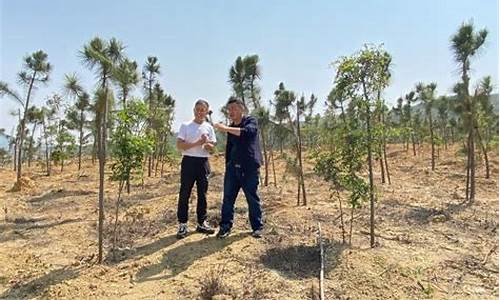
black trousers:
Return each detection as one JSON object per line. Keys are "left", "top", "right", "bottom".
{"left": 177, "top": 156, "right": 210, "bottom": 224}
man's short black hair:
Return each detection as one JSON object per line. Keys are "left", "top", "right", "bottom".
{"left": 226, "top": 96, "right": 246, "bottom": 108}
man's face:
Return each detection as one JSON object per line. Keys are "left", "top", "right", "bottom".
{"left": 227, "top": 102, "right": 243, "bottom": 121}
{"left": 194, "top": 104, "right": 208, "bottom": 121}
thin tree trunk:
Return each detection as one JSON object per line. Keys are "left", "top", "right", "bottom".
{"left": 154, "top": 137, "right": 161, "bottom": 177}
{"left": 476, "top": 128, "right": 490, "bottom": 179}
{"left": 348, "top": 206, "right": 354, "bottom": 245}
{"left": 362, "top": 84, "right": 376, "bottom": 248}
{"left": 379, "top": 155, "right": 385, "bottom": 184}
{"left": 147, "top": 74, "right": 153, "bottom": 178}
{"left": 296, "top": 173, "right": 301, "bottom": 206}
{"left": 429, "top": 113, "right": 435, "bottom": 171}
{"left": 383, "top": 146, "right": 391, "bottom": 184}
{"left": 97, "top": 83, "right": 109, "bottom": 264}
{"left": 43, "top": 122, "right": 51, "bottom": 176}
{"left": 381, "top": 106, "right": 391, "bottom": 184}
{"left": 409, "top": 107, "right": 416, "bottom": 156}
{"left": 13, "top": 136, "right": 17, "bottom": 172}
{"left": 78, "top": 108, "right": 84, "bottom": 171}
{"left": 92, "top": 135, "right": 97, "bottom": 165}
{"left": 17, "top": 74, "right": 37, "bottom": 186}
{"left": 261, "top": 127, "right": 269, "bottom": 187}
{"left": 160, "top": 151, "right": 166, "bottom": 177}
{"left": 28, "top": 123, "right": 37, "bottom": 168}
{"left": 465, "top": 134, "right": 471, "bottom": 202}
{"left": 296, "top": 101, "right": 306, "bottom": 206}
{"left": 470, "top": 129, "right": 476, "bottom": 201}
{"left": 270, "top": 144, "right": 277, "bottom": 187}
{"left": 335, "top": 189, "right": 346, "bottom": 244}
{"left": 112, "top": 180, "right": 125, "bottom": 260}
{"left": 411, "top": 132, "right": 416, "bottom": 156}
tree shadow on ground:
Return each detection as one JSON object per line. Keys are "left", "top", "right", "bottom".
{"left": 104, "top": 233, "right": 179, "bottom": 264}
{"left": 0, "top": 266, "right": 80, "bottom": 299}
{"left": 135, "top": 232, "right": 246, "bottom": 282}
{"left": 28, "top": 189, "right": 95, "bottom": 205}
{"left": 0, "top": 218, "right": 84, "bottom": 243}
{"left": 382, "top": 198, "right": 470, "bottom": 225}
{"left": 259, "top": 239, "right": 346, "bottom": 279}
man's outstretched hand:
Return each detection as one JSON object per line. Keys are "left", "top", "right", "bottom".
{"left": 214, "top": 123, "right": 228, "bottom": 132}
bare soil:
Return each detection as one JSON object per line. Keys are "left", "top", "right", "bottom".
{"left": 0, "top": 145, "right": 498, "bottom": 299}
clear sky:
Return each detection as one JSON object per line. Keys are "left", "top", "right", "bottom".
{"left": 1, "top": 0, "right": 498, "bottom": 136}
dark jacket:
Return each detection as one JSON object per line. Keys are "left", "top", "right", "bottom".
{"left": 225, "top": 115, "right": 262, "bottom": 170}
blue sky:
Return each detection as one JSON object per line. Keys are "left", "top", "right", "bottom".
{"left": 0, "top": 0, "right": 498, "bottom": 136}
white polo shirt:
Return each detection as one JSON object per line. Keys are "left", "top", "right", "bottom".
{"left": 177, "top": 120, "right": 216, "bottom": 158}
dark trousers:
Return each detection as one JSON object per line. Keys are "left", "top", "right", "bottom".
{"left": 220, "top": 164, "right": 263, "bottom": 231}
{"left": 177, "top": 156, "right": 210, "bottom": 224}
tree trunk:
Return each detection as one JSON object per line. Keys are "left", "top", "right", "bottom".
{"left": 429, "top": 113, "right": 435, "bottom": 171}
{"left": 28, "top": 123, "right": 37, "bottom": 168}
{"left": 470, "top": 129, "right": 476, "bottom": 201}
{"left": 43, "top": 122, "right": 51, "bottom": 176}
{"left": 92, "top": 135, "right": 97, "bottom": 165}
{"left": 379, "top": 155, "right": 385, "bottom": 184}
{"left": 296, "top": 102, "right": 306, "bottom": 206}
{"left": 78, "top": 108, "right": 84, "bottom": 171}
{"left": 261, "top": 127, "right": 269, "bottom": 186}
{"left": 296, "top": 173, "right": 301, "bottom": 206}
{"left": 270, "top": 144, "right": 277, "bottom": 187}
{"left": 17, "top": 74, "right": 37, "bottom": 186}
{"left": 97, "top": 83, "right": 109, "bottom": 264}
{"left": 335, "top": 189, "right": 346, "bottom": 244}
{"left": 362, "top": 85, "right": 376, "bottom": 248}
{"left": 465, "top": 134, "right": 471, "bottom": 202}
{"left": 160, "top": 153, "right": 166, "bottom": 177}
{"left": 112, "top": 180, "right": 125, "bottom": 261}
{"left": 383, "top": 145, "right": 391, "bottom": 184}
{"left": 147, "top": 74, "right": 154, "bottom": 178}
{"left": 476, "top": 128, "right": 490, "bottom": 179}
{"left": 381, "top": 106, "right": 391, "bottom": 184}
{"left": 409, "top": 108, "right": 416, "bottom": 156}
{"left": 349, "top": 206, "right": 354, "bottom": 245}
{"left": 13, "top": 135, "right": 17, "bottom": 172}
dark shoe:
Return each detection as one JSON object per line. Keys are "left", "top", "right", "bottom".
{"left": 251, "top": 229, "right": 263, "bottom": 238}
{"left": 176, "top": 223, "right": 188, "bottom": 239}
{"left": 216, "top": 227, "right": 231, "bottom": 239}
{"left": 196, "top": 220, "right": 215, "bottom": 234}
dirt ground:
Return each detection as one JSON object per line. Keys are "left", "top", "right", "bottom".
{"left": 0, "top": 145, "right": 498, "bottom": 299}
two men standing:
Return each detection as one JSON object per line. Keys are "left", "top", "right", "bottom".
{"left": 175, "top": 97, "right": 263, "bottom": 239}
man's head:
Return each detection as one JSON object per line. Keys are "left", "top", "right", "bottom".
{"left": 193, "top": 98, "right": 209, "bottom": 123}
{"left": 226, "top": 96, "right": 246, "bottom": 123}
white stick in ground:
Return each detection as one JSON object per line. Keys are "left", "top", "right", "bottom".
{"left": 318, "top": 222, "right": 325, "bottom": 300}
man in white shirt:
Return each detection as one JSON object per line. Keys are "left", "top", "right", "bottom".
{"left": 175, "top": 99, "right": 217, "bottom": 239}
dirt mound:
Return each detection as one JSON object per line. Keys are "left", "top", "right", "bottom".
{"left": 8, "top": 176, "right": 36, "bottom": 192}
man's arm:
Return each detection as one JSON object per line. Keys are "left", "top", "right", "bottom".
{"left": 214, "top": 117, "right": 258, "bottom": 137}
{"left": 176, "top": 135, "right": 207, "bottom": 151}
{"left": 214, "top": 122, "right": 240, "bottom": 136}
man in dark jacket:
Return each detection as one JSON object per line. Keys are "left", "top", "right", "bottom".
{"left": 213, "top": 97, "right": 264, "bottom": 238}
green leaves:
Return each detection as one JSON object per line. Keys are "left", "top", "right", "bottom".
{"left": 229, "top": 54, "right": 262, "bottom": 110}
{"left": 110, "top": 100, "right": 153, "bottom": 182}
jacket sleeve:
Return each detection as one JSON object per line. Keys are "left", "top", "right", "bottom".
{"left": 240, "top": 116, "right": 258, "bottom": 139}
